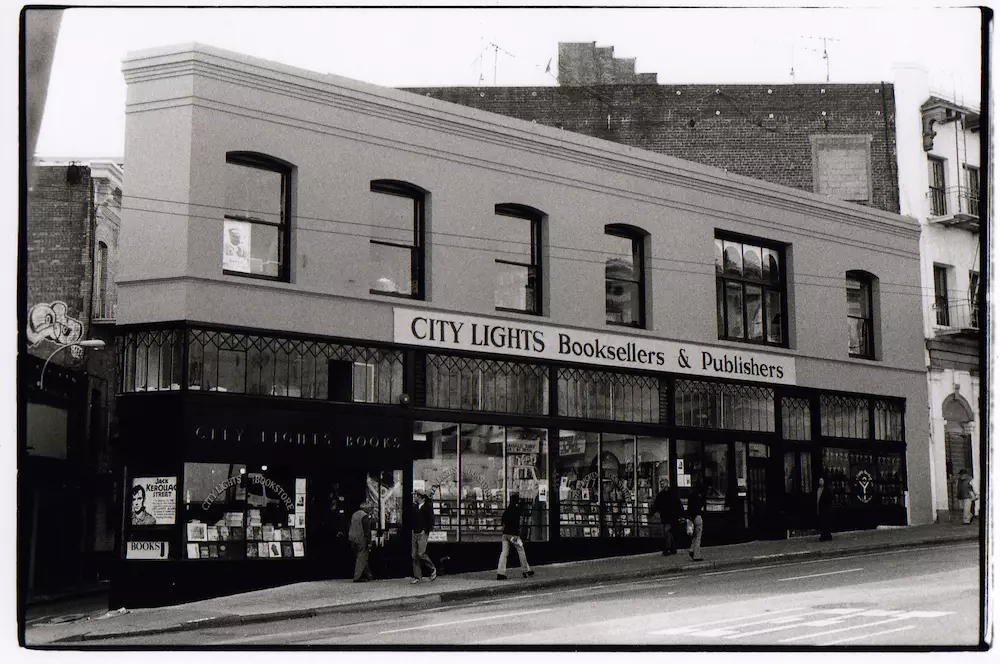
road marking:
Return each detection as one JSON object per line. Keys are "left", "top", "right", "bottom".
{"left": 778, "top": 616, "right": 910, "bottom": 643}
{"left": 754, "top": 550, "right": 811, "bottom": 559}
{"left": 777, "top": 567, "right": 863, "bottom": 581}
{"left": 822, "top": 624, "right": 916, "bottom": 645}
{"left": 377, "top": 608, "right": 551, "bottom": 635}
{"left": 725, "top": 610, "right": 866, "bottom": 639}
{"left": 649, "top": 607, "right": 804, "bottom": 635}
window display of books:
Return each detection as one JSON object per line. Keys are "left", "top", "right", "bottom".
{"left": 558, "top": 500, "right": 600, "bottom": 538}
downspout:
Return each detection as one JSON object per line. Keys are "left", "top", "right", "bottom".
{"left": 880, "top": 83, "right": 899, "bottom": 213}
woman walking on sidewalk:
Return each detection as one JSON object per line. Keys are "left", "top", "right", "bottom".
{"left": 687, "top": 482, "right": 705, "bottom": 561}
{"left": 496, "top": 494, "right": 534, "bottom": 580}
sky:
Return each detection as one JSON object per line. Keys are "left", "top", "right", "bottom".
{"left": 29, "top": 4, "right": 985, "bottom": 159}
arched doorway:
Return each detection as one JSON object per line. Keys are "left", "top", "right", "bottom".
{"left": 942, "top": 395, "right": 974, "bottom": 517}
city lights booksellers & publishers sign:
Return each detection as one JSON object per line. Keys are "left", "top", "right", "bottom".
{"left": 394, "top": 308, "right": 796, "bottom": 385}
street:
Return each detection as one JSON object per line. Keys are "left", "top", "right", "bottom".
{"left": 74, "top": 542, "right": 980, "bottom": 647}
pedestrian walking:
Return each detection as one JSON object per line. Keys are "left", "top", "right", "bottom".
{"left": 687, "top": 482, "right": 705, "bottom": 561}
{"left": 649, "top": 481, "right": 683, "bottom": 556}
{"left": 348, "top": 501, "right": 374, "bottom": 582}
{"left": 496, "top": 494, "right": 535, "bottom": 580}
{"left": 410, "top": 490, "right": 437, "bottom": 583}
{"left": 957, "top": 469, "right": 977, "bottom": 524}
{"left": 816, "top": 477, "right": 833, "bottom": 541}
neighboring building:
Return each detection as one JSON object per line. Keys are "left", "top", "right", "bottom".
{"left": 406, "top": 42, "right": 901, "bottom": 215}
{"left": 114, "top": 44, "right": 926, "bottom": 607}
{"left": 894, "top": 65, "right": 983, "bottom": 524}
{"left": 22, "top": 159, "right": 123, "bottom": 596}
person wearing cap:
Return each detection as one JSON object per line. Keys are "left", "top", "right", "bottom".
{"left": 496, "top": 493, "right": 534, "bottom": 580}
{"left": 410, "top": 490, "right": 437, "bottom": 583}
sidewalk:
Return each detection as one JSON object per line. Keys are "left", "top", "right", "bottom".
{"left": 25, "top": 522, "right": 979, "bottom": 646}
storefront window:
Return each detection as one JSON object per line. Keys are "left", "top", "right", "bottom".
{"left": 874, "top": 399, "right": 904, "bottom": 441}
{"left": 366, "top": 470, "right": 403, "bottom": 546}
{"left": 781, "top": 396, "right": 812, "bottom": 440}
{"left": 636, "top": 436, "right": 669, "bottom": 537}
{"left": 675, "top": 440, "right": 702, "bottom": 507}
{"left": 558, "top": 368, "right": 659, "bottom": 423}
{"left": 601, "top": 434, "right": 637, "bottom": 537}
{"left": 675, "top": 379, "right": 774, "bottom": 432}
{"left": 848, "top": 451, "right": 877, "bottom": 507}
{"left": 704, "top": 443, "right": 730, "bottom": 513}
{"left": 821, "top": 448, "right": 851, "bottom": 507}
{"left": 506, "top": 427, "right": 549, "bottom": 542}
{"left": 556, "top": 431, "right": 600, "bottom": 537}
{"left": 820, "top": 395, "right": 870, "bottom": 439}
{"left": 459, "top": 424, "right": 505, "bottom": 542}
{"left": 425, "top": 355, "right": 548, "bottom": 415}
{"left": 876, "top": 453, "right": 904, "bottom": 508}
{"left": 182, "top": 462, "right": 305, "bottom": 560}
{"left": 413, "top": 422, "right": 459, "bottom": 542}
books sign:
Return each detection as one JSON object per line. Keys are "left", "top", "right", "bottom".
{"left": 126, "top": 541, "right": 169, "bottom": 560}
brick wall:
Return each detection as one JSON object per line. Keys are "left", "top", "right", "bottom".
{"left": 26, "top": 164, "right": 94, "bottom": 367}
{"left": 406, "top": 82, "right": 900, "bottom": 214}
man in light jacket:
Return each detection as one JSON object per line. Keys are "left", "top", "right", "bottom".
{"left": 348, "top": 501, "right": 373, "bottom": 582}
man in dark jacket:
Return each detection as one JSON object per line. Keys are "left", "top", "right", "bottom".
{"left": 348, "top": 501, "right": 373, "bottom": 582}
{"left": 687, "top": 482, "right": 705, "bottom": 561}
{"left": 496, "top": 494, "right": 535, "bottom": 580}
{"left": 650, "top": 481, "right": 683, "bottom": 556}
{"left": 410, "top": 490, "right": 437, "bottom": 583}
{"left": 816, "top": 477, "right": 833, "bottom": 541}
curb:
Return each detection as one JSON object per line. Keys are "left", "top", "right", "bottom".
{"left": 49, "top": 533, "right": 977, "bottom": 643}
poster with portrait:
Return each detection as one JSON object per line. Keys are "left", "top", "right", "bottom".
{"left": 223, "top": 219, "right": 251, "bottom": 272}
{"left": 131, "top": 477, "right": 177, "bottom": 525}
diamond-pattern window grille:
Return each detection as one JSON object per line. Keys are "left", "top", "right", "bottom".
{"left": 674, "top": 379, "right": 775, "bottom": 432}
{"left": 819, "top": 394, "right": 870, "bottom": 439}
{"left": 557, "top": 367, "right": 659, "bottom": 423}
{"left": 781, "top": 396, "right": 812, "bottom": 441}
{"left": 117, "top": 328, "right": 403, "bottom": 403}
{"left": 874, "top": 399, "right": 904, "bottom": 441}
{"left": 425, "top": 354, "right": 548, "bottom": 415}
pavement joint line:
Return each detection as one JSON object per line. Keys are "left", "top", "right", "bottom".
{"left": 37, "top": 532, "right": 977, "bottom": 643}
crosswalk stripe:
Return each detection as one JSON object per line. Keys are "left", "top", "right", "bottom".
{"left": 822, "top": 624, "right": 916, "bottom": 646}
{"left": 647, "top": 606, "right": 803, "bottom": 635}
{"left": 778, "top": 616, "right": 909, "bottom": 643}
{"left": 778, "top": 567, "right": 863, "bottom": 581}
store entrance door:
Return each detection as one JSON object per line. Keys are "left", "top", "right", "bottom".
{"left": 746, "top": 443, "right": 771, "bottom": 533}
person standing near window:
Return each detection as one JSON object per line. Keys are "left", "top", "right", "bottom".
{"left": 687, "top": 482, "right": 706, "bottom": 561}
{"left": 816, "top": 477, "right": 833, "bottom": 541}
{"left": 496, "top": 493, "right": 535, "bottom": 580}
{"left": 410, "top": 491, "right": 437, "bottom": 583}
{"left": 650, "top": 481, "right": 683, "bottom": 556}
{"left": 348, "top": 501, "right": 373, "bottom": 583}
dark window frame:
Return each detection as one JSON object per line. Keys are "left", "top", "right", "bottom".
{"left": 969, "top": 270, "right": 980, "bottom": 329}
{"left": 714, "top": 231, "right": 788, "bottom": 348}
{"left": 369, "top": 179, "right": 426, "bottom": 300}
{"left": 604, "top": 224, "right": 647, "bottom": 329}
{"left": 964, "top": 164, "right": 980, "bottom": 214}
{"left": 222, "top": 151, "right": 293, "bottom": 283}
{"left": 933, "top": 264, "right": 950, "bottom": 326}
{"left": 928, "top": 156, "right": 947, "bottom": 216}
{"left": 493, "top": 203, "right": 543, "bottom": 316}
{"left": 846, "top": 271, "right": 875, "bottom": 359}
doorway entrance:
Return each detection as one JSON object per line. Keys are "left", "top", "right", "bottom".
{"left": 942, "top": 395, "right": 974, "bottom": 520}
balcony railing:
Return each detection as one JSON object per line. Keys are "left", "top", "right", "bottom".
{"left": 928, "top": 186, "right": 980, "bottom": 231}
{"left": 933, "top": 298, "right": 980, "bottom": 333}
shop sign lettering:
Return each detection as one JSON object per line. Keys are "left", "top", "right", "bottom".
{"left": 193, "top": 426, "right": 401, "bottom": 451}
{"left": 394, "top": 307, "right": 796, "bottom": 385}
{"left": 126, "top": 540, "right": 169, "bottom": 559}
{"left": 202, "top": 473, "right": 295, "bottom": 511}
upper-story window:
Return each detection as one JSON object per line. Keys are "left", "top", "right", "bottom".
{"left": 964, "top": 165, "right": 980, "bottom": 215}
{"left": 604, "top": 225, "right": 646, "bottom": 328}
{"left": 369, "top": 180, "right": 425, "bottom": 299}
{"left": 715, "top": 232, "right": 786, "bottom": 346}
{"left": 223, "top": 152, "right": 291, "bottom": 280}
{"left": 493, "top": 204, "right": 543, "bottom": 314}
{"left": 933, "top": 264, "right": 950, "bottom": 326}
{"left": 969, "top": 270, "right": 981, "bottom": 329}
{"left": 846, "top": 271, "right": 875, "bottom": 359}
{"left": 928, "top": 157, "right": 947, "bottom": 216}
{"left": 95, "top": 241, "right": 109, "bottom": 319}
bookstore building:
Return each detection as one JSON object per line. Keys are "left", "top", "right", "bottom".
{"left": 112, "top": 44, "right": 928, "bottom": 605}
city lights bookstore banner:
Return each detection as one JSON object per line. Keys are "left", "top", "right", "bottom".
{"left": 394, "top": 308, "right": 796, "bottom": 385}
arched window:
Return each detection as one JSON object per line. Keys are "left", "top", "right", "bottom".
{"left": 493, "top": 203, "right": 543, "bottom": 314}
{"left": 369, "top": 180, "right": 426, "bottom": 299}
{"left": 223, "top": 152, "right": 292, "bottom": 281}
{"left": 604, "top": 224, "right": 647, "bottom": 328}
{"left": 846, "top": 270, "right": 876, "bottom": 359}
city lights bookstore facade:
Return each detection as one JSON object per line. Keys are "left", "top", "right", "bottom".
{"left": 114, "top": 45, "right": 928, "bottom": 605}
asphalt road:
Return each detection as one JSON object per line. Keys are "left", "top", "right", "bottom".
{"left": 76, "top": 542, "right": 981, "bottom": 647}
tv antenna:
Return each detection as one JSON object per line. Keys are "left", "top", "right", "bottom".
{"left": 799, "top": 35, "right": 840, "bottom": 82}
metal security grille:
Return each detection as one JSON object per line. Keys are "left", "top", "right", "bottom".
{"left": 819, "top": 394, "right": 870, "bottom": 439}
{"left": 874, "top": 399, "right": 904, "bottom": 442}
{"left": 557, "top": 368, "right": 660, "bottom": 423}
{"left": 425, "top": 354, "right": 549, "bottom": 415}
{"left": 781, "top": 396, "right": 812, "bottom": 440}
{"left": 118, "top": 327, "right": 403, "bottom": 404}
{"left": 119, "top": 329, "right": 184, "bottom": 392}
{"left": 674, "top": 379, "right": 775, "bottom": 431}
